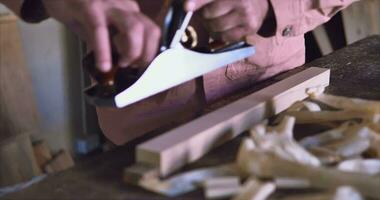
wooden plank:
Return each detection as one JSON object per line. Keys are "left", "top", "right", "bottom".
{"left": 123, "top": 163, "right": 159, "bottom": 185}
{"left": 0, "top": 13, "right": 18, "bottom": 23}
{"left": 0, "top": 15, "right": 41, "bottom": 186}
{"left": 342, "top": 0, "right": 380, "bottom": 44}
{"left": 137, "top": 67, "right": 330, "bottom": 177}
{"left": 0, "top": 14, "right": 40, "bottom": 141}
{"left": 202, "top": 177, "right": 241, "bottom": 199}
{"left": 312, "top": 25, "right": 333, "bottom": 55}
{"left": 44, "top": 150, "right": 75, "bottom": 173}
{"left": 33, "top": 140, "right": 52, "bottom": 171}
{"left": 0, "top": 133, "right": 41, "bottom": 187}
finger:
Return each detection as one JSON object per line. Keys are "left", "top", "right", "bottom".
{"left": 202, "top": 0, "right": 235, "bottom": 19}
{"left": 184, "top": 0, "right": 214, "bottom": 12}
{"left": 138, "top": 15, "right": 161, "bottom": 67}
{"left": 109, "top": 12, "right": 144, "bottom": 68}
{"left": 205, "top": 11, "right": 244, "bottom": 32}
{"left": 84, "top": 5, "right": 112, "bottom": 72}
{"left": 218, "top": 25, "right": 250, "bottom": 43}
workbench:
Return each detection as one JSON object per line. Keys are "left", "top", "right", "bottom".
{"left": 4, "top": 35, "right": 380, "bottom": 200}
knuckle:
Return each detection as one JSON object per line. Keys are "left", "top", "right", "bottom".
{"left": 126, "top": 41, "right": 143, "bottom": 60}
{"left": 238, "top": 6, "right": 249, "bottom": 16}
{"left": 128, "top": 19, "right": 144, "bottom": 33}
{"left": 247, "top": 20, "right": 257, "bottom": 31}
{"left": 150, "top": 25, "right": 161, "bottom": 38}
{"left": 88, "top": 18, "right": 104, "bottom": 29}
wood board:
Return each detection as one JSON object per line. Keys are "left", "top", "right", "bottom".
{"left": 33, "top": 140, "right": 52, "bottom": 171}
{"left": 136, "top": 67, "right": 330, "bottom": 177}
{"left": 44, "top": 150, "right": 75, "bottom": 173}
{"left": 342, "top": 0, "right": 380, "bottom": 44}
{"left": 0, "top": 14, "right": 42, "bottom": 187}
{"left": 312, "top": 25, "right": 333, "bottom": 56}
{"left": 0, "top": 14, "right": 40, "bottom": 140}
{"left": 0, "top": 133, "right": 41, "bottom": 187}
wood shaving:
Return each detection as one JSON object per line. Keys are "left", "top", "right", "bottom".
{"left": 129, "top": 93, "right": 380, "bottom": 200}
{"left": 250, "top": 116, "right": 320, "bottom": 167}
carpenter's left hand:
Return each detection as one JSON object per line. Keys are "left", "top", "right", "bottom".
{"left": 184, "top": 0, "right": 270, "bottom": 42}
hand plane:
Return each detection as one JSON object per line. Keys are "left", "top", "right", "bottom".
{"left": 83, "top": 0, "right": 255, "bottom": 108}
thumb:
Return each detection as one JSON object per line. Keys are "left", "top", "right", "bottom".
{"left": 184, "top": 0, "right": 214, "bottom": 12}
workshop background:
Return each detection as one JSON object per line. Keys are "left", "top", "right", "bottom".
{"left": 0, "top": 0, "right": 379, "bottom": 187}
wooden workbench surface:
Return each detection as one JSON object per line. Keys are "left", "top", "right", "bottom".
{"left": 4, "top": 35, "right": 380, "bottom": 200}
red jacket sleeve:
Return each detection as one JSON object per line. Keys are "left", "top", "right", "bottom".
{"left": 269, "top": 0, "right": 356, "bottom": 38}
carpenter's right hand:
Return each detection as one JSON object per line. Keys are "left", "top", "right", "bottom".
{"left": 42, "top": 0, "right": 161, "bottom": 72}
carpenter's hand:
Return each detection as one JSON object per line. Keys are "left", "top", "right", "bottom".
{"left": 184, "top": 0, "right": 270, "bottom": 42}
{"left": 42, "top": 0, "right": 161, "bottom": 72}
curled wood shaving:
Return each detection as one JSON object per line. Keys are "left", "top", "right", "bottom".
{"left": 250, "top": 116, "right": 320, "bottom": 167}
{"left": 132, "top": 93, "right": 380, "bottom": 199}
{"left": 306, "top": 86, "right": 326, "bottom": 97}
{"left": 307, "top": 147, "right": 342, "bottom": 165}
{"left": 274, "top": 101, "right": 321, "bottom": 124}
{"left": 285, "top": 110, "right": 375, "bottom": 124}
{"left": 305, "top": 124, "right": 371, "bottom": 159}
{"left": 283, "top": 93, "right": 380, "bottom": 124}
{"left": 232, "top": 178, "right": 275, "bottom": 200}
{"left": 202, "top": 176, "right": 241, "bottom": 199}
{"left": 138, "top": 164, "right": 237, "bottom": 197}
{"left": 274, "top": 178, "right": 310, "bottom": 189}
{"left": 338, "top": 159, "right": 380, "bottom": 175}
{"left": 238, "top": 149, "right": 380, "bottom": 199}
{"left": 311, "top": 93, "right": 380, "bottom": 114}
{"left": 300, "top": 122, "right": 355, "bottom": 148}
{"left": 333, "top": 186, "right": 363, "bottom": 200}
{"left": 300, "top": 121, "right": 378, "bottom": 159}
{"left": 237, "top": 138, "right": 257, "bottom": 178}
{"left": 287, "top": 101, "right": 322, "bottom": 112}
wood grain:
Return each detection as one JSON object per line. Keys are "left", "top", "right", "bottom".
{"left": 0, "top": 14, "right": 42, "bottom": 187}
{"left": 312, "top": 25, "right": 333, "bottom": 56}
{"left": 0, "top": 133, "right": 41, "bottom": 187}
{"left": 137, "top": 67, "right": 330, "bottom": 177}
{"left": 342, "top": 0, "right": 380, "bottom": 44}
{"left": 33, "top": 140, "right": 52, "bottom": 171}
{"left": 0, "top": 14, "right": 40, "bottom": 141}
{"left": 44, "top": 150, "right": 75, "bottom": 173}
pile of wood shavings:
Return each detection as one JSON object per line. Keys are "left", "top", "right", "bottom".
{"left": 138, "top": 92, "right": 380, "bottom": 200}
{"left": 205, "top": 92, "right": 380, "bottom": 200}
